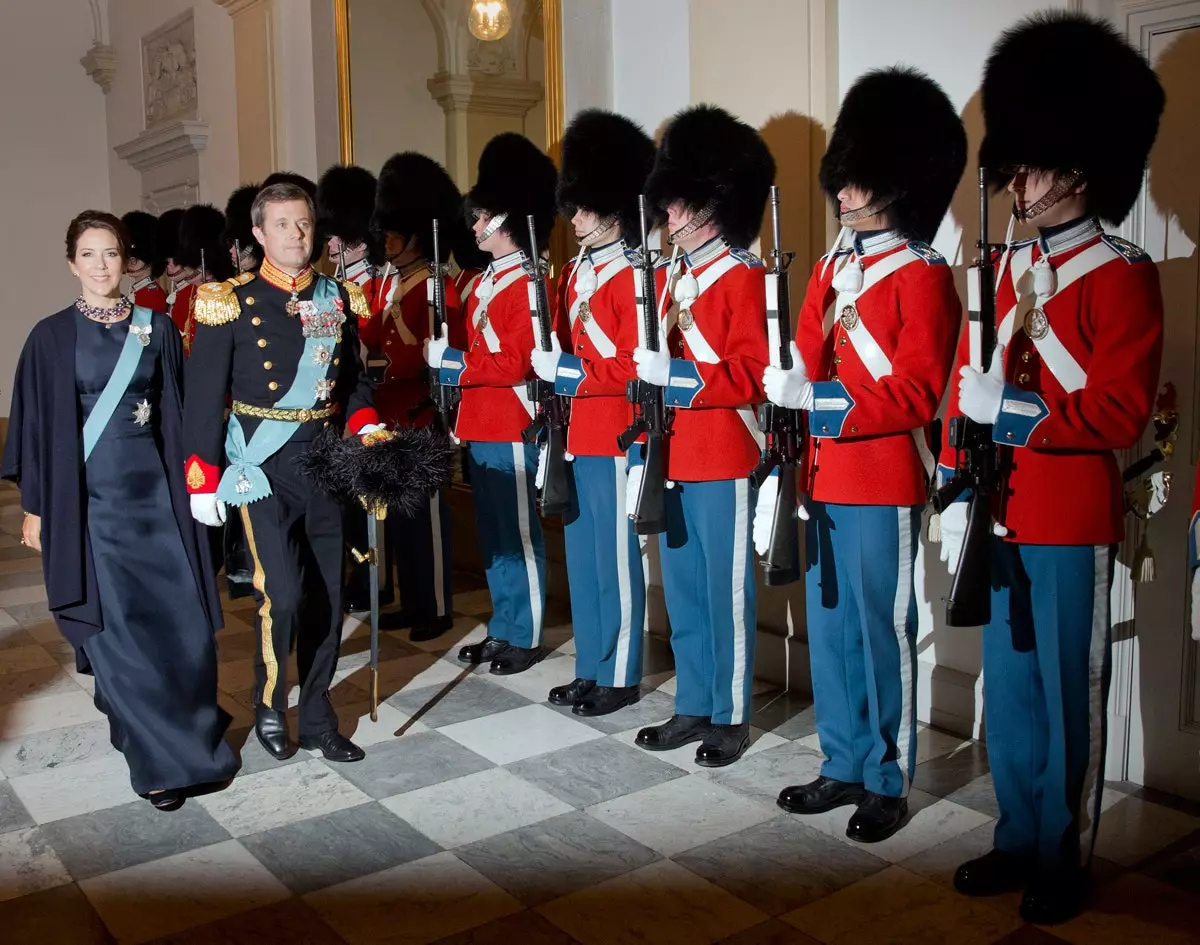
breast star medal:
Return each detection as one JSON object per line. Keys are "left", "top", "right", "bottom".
{"left": 314, "top": 377, "right": 333, "bottom": 401}
{"left": 132, "top": 399, "right": 152, "bottom": 427}
{"left": 312, "top": 343, "right": 332, "bottom": 366}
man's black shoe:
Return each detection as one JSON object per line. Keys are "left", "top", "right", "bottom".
{"left": 695, "top": 723, "right": 750, "bottom": 767}
{"left": 489, "top": 645, "right": 546, "bottom": 676}
{"left": 254, "top": 706, "right": 296, "bottom": 761}
{"left": 574, "top": 685, "right": 640, "bottom": 717}
{"left": 298, "top": 730, "right": 366, "bottom": 763}
{"left": 635, "top": 714, "right": 712, "bottom": 751}
{"left": 459, "top": 635, "right": 507, "bottom": 664}
{"left": 777, "top": 776, "right": 866, "bottom": 814}
{"left": 845, "top": 792, "right": 908, "bottom": 843}
{"left": 548, "top": 677, "right": 595, "bottom": 706}
{"left": 953, "top": 849, "right": 1035, "bottom": 897}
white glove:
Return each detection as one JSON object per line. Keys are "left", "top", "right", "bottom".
{"left": 190, "top": 493, "right": 226, "bottom": 527}
{"left": 531, "top": 335, "right": 562, "bottom": 383}
{"left": 633, "top": 346, "right": 670, "bottom": 387}
{"left": 753, "top": 473, "right": 779, "bottom": 557}
{"left": 357, "top": 423, "right": 385, "bottom": 436}
{"left": 625, "top": 464, "right": 644, "bottom": 513}
{"left": 938, "top": 502, "right": 968, "bottom": 575}
{"left": 763, "top": 343, "right": 813, "bottom": 410}
{"left": 534, "top": 442, "right": 548, "bottom": 490}
{"left": 424, "top": 324, "right": 449, "bottom": 369}
{"left": 958, "top": 346, "right": 1006, "bottom": 425}
{"left": 1191, "top": 568, "right": 1200, "bottom": 642}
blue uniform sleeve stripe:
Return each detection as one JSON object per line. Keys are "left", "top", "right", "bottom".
{"left": 809, "top": 381, "right": 855, "bottom": 438}
{"left": 992, "top": 384, "right": 1049, "bottom": 448}
{"left": 438, "top": 346, "right": 467, "bottom": 387}
{"left": 554, "top": 354, "right": 586, "bottom": 397}
{"left": 665, "top": 359, "right": 704, "bottom": 409}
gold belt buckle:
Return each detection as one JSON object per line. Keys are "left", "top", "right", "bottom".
{"left": 297, "top": 408, "right": 312, "bottom": 423}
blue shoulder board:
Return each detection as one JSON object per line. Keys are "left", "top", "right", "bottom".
{"left": 1101, "top": 234, "right": 1150, "bottom": 264}
{"left": 623, "top": 248, "right": 641, "bottom": 266}
{"left": 906, "top": 241, "right": 946, "bottom": 265}
{"left": 730, "top": 247, "right": 764, "bottom": 267}
{"left": 1010, "top": 236, "right": 1038, "bottom": 250}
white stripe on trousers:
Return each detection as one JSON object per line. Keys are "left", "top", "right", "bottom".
{"left": 612, "top": 457, "right": 635, "bottom": 684}
{"left": 730, "top": 479, "right": 751, "bottom": 724}
{"left": 430, "top": 493, "right": 446, "bottom": 618}
{"left": 892, "top": 507, "right": 916, "bottom": 796}
{"left": 511, "top": 443, "right": 543, "bottom": 646}
{"left": 1078, "top": 544, "right": 1110, "bottom": 860}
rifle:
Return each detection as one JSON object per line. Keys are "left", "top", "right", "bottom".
{"left": 425, "top": 219, "right": 461, "bottom": 433}
{"left": 336, "top": 244, "right": 347, "bottom": 281}
{"left": 749, "top": 185, "right": 801, "bottom": 585}
{"left": 521, "top": 215, "right": 570, "bottom": 516}
{"left": 616, "top": 196, "right": 668, "bottom": 535}
{"left": 933, "top": 167, "right": 1006, "bottom": 627}
{"left": 234, "top": 239, "right": 243, "bottom": 273}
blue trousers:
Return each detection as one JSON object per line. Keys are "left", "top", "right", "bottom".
{"left": 391, "top": 487, "right": 452, "bottom": 622}
{"left": 659, "top": 478, "right": 757, "bottom": 725}
{"left": 564, "top": 456, "right": 646, "bottom": 687}
{"left": 466, "top": 441, "right": 546, "bottom": 648}
{"left": 984, "top": 541, "right": 1113, "bottom": 868}
{"left": 805, "top": 501, "right": 920, "bottom": 798}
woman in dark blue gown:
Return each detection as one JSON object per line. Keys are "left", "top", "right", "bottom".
{"left": 2, "top": 211, "right": 237, "bottom": 810}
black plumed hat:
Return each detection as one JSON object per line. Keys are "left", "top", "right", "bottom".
{"left": 465, "top": 133, "right": 558, "bottom": 255}
{"left": 154, "top": 207, "right": 185, "bottom": 278}
{"left": 819, "top": 67, "right": 967, "bottom": 243}
{"left": 980, "top": 11, "right": 1164, "bottom": 225}
{"left": 372, "top": 152, "right": 463, "bottom": 260}
{"left": 644, "top": 104, "right": 776, "bottom": 249}
{"left": 178, "top": 204, "right": 234, "bottom": 280}
{"left": 557, "top": 109, "right": 656, "bottom": 248}
{"left": 222, "top": 184, "right": 262, "bottom": 268}
{"left": 121, "top": 211, "right": 158, "bottom": 269}
{"left": 316, "top": 164, "right": 378, "bottom": 246}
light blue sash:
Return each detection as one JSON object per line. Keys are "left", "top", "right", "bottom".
{"left": 82, "top": 306, "right": 154, "bottom": 462}
{"left": 217, "top": 276, "right": 342, "bottom": 506}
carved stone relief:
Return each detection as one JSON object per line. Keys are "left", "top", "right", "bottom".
{"left": 142, "top": 11, "right": 199, "bottom": 127}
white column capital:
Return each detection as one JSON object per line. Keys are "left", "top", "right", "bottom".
{"left": 80, "top": 42, "right": 117, "bottom": 95}
{"left": 427, "top": 71, "right": 544, "bottom": 118}
{"left": 212, "top": 0, "right": 272, "bottom": 17}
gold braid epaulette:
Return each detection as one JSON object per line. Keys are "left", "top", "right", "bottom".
{"left": 194, "top": 273, "right": 252, "bottom": 326}
{"left": 341, "top": 280, "right": 372, "bottom": 320}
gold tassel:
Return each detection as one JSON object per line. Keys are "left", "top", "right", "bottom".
{"left": 194, "top": 281, "right": 242, "bottom": 325}
{"left": 342, "top": 280, "right": 372, "bottom": 319}
{"left": 1133, "top": 531, "right": 1156, "bottom": 583}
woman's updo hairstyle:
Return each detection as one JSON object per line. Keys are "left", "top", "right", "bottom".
{"left": 65, "top": 210, "right": 129, "bottom": 261}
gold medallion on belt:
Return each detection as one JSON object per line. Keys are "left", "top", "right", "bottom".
{"left": 1024, "top": 308, "right": 1049, "bottom": 340}
{"left": 839, "top": 304, "right": 860, "bottom": 331}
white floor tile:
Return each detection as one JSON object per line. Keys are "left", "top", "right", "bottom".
{"left": 439, "top": 703, "right": 604, "bottom": 765}
{"left": 9, "top": 753, "right": 135, "bottom": 823}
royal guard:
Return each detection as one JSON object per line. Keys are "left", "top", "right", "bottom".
{"left": 759, "top": 69, "right": 966, "bottom": 840}
{"left": 939, "top": 12, "right": 1164, "bottom": 923}
{"left": 530, "top": 109, "right": 658, "bottom": 715}
{"left": 632, "top": 106, "right": 773, "bottom": 766}
{"left": 367, "top": 153, "right": 465, "bottom": 640}
{"left": 223, "top": 184, "right": 264, "bottom": 275}
{"left": 183, "top": 180, "right": 388, "bottom": 764}
{"left": 172, "top": 205, "right": 233, "bottom": 356}
{"left": 425, "top": 133, "right": 558, "bottom": 675}
{"left": 121, "top": 211, "right": 168, "bottom": 312}
{"left": 317, "top": 164, "right": 380, "bottom": 288}
{"left": 155, "top": 208, "right": 186, "bottom": 308}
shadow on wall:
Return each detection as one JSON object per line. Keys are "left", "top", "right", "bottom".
{"left": 1135, "top": 25, "right": 1200, "bottom": 793}
{"left": 750, "top": 111, "right": 827, "bottom": 695}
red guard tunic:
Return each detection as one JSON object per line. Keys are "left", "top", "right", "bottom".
{"left": 438, "top": 251, "right": 549, "bottom": 443}
{"left": 938, "top": 223, "right": 1164, "bottom": 545}
{"left": 551, "top": 241, "right": 668, "bottom": 456}
{"left": 660, "top": 240, "right": 769, "bottom": 482}
{"left": 360, "top": 261, "right": 464, "bottom": 428}
{"left": 170, "top": 282, "right": 199, "bottom": 357}
{"left": 131, "top": 276, "right": 168, "bottom": 313}
{"left": 801, "top": 236, "right": 961, "bottom": 506}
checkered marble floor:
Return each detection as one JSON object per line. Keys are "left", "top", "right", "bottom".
{"left": 0, "top": 488, "right": 1198, "bottom": 944}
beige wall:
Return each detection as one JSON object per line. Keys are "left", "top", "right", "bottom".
{"left": 347, "top": 0, "right": 446, "bottom": 174}
{"left": 0, "top": 0, "right": 112, "bottom": 404}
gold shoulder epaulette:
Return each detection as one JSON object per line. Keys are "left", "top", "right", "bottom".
{"left": 230, "top": 272, "right": 255, "bottom": 286}
{"left": 342, "top": 279, "right": 372, "bottom": 319}
{"left": 194, "top": 281, "right": 241, "bottom": 326}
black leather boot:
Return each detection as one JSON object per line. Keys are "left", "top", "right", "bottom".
{"left": 778, "top": 776, "right": 866, "bottom": 814}
{"left": 489, "top": 645, "right": 546, "bottom": 676}
{"left": 695, "top": 723, "right": 750, "bottom": 767}
{"left": 635, "top": 714, "right": 712, "bottom": 751}
{"left": 459, "top": 635, "right": 508, "bottom": 664}
{"left": 548, "top": 677, "right": 596, "bottom": 706}
{"left": 845, "top": 792, "right": 908, "bottom": 843}
{"left": 574, "top": 685, "right": 641, "bottom": 717}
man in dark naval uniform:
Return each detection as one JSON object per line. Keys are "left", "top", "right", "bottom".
{"left": 183, "top": 181, "right": 381, "bottom": 763}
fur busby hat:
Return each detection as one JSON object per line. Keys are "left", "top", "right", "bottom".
{"left": 644, "top": 105, "right": 775, "bottom": 249}
{"left": 557, "top": 109, "right": 656, "bottom": 248}
{"left": 980, "top": 11, "right": 1164, "bottom": 225}
{"left": 819, "top": 67, "right": 966, "bottom": 243}
{"left": 178, "top": 204, "right": 234, "bottom": 281}
{"left": 465, "top": 133, "right": 558, "bottom": 256}
{"left": 372, "top": 152, "right": 462, "bottom": 260}
{"left": 316, "top": 164, "right": 378, "bottom": 248}
{"left": 451, "top": 212, "right": 490, "bottom": 273}
{"left": 154, "top": 208, "right": 185, "bottom": 278}
{"left": 121, "top": 211, "right": 158, "bottom": 269}
{"left": 222, "top": 184, "right": 262, "bottom": 269}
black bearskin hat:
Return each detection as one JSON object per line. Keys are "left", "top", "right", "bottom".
{"left": 222, "top": 183, "right": 262, "bottom": 269}
{"left": 261, "top": 172, "right": 323, "bottom": 263}
{"left": 372, "top": 152, "right": 462, "bottom": 260}
{"left": 121, "top": 211, "right": 158, "bottom": 269}
{"left": 465, "top": 133, "right": 558, "bottom": 256}
{"left": 819, "top": 67, "right": 966, "bottom": 243}
{"left": 178, "top": 204, "right": 234, "bottom": 281}
{"left": 154, "top": 208, "right": 185, "bottom": 278}
{"left": 980, "top": 11, "right": 1164, "bottom": 225}
{"left": 557, "top": 109, "right": 656, "bottom": 248}
{"left": 644, "top": 105, "right": 776, "bottom": 249}
{"left": 451, "top": 211, "right": 490, "bottom": 273}
{"left": 316, "top": 164, "right": 378, "bottom": 248}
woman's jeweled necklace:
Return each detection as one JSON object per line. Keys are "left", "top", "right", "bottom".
{"left": 75, "top": 295, "right": 132, "bottom": 326}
